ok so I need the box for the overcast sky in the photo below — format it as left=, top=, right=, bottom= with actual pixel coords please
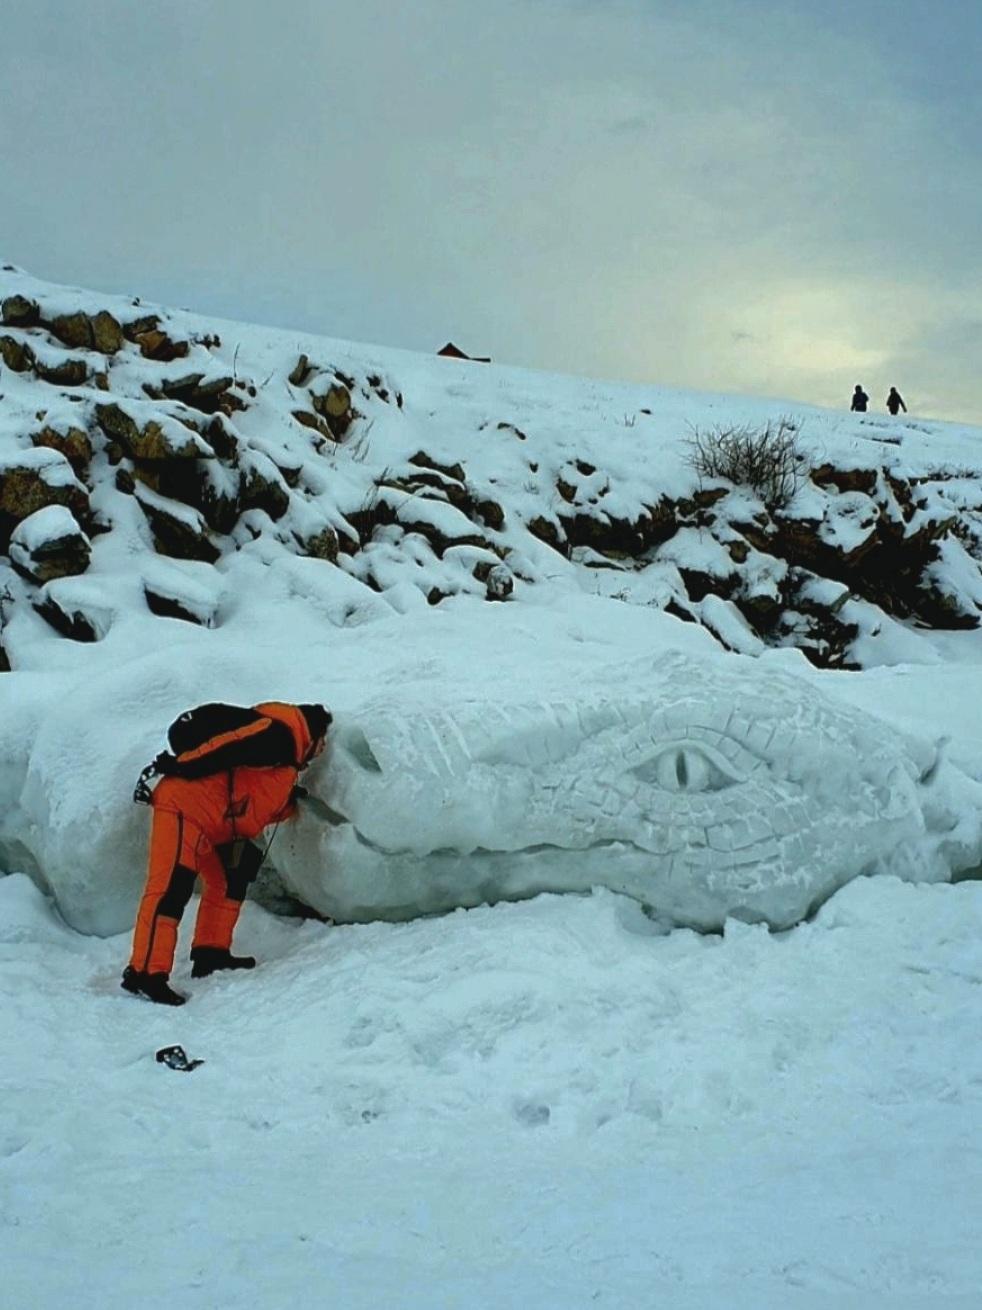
left=2, top=0, right=980, bottom=422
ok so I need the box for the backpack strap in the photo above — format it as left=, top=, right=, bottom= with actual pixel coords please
left=134, top=761, right=156, bottom=805
left=134, top=752, right=172, bottom=804
left=174, top=715, right=271, bottom=768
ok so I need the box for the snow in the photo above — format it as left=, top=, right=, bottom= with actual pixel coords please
left=4, top=268, right=982, bottom=1305
left=7, top=587, right=980, bottom=937
left=0, top=443, right=83, bottom=488
left=818, top=491, right=879, bottom=555
left=272, top=647, right=982, bottom=930
left=697, top=593, right=766, bottom=656
left=9, top=503, right=84, bottom=551
left=3, top=872, right=982, bottom=1308
left=140, top=556, right=222, bottom=626
left=655, top=525, right=738, bottom=577
left=132, top=480, right=211, bottom=531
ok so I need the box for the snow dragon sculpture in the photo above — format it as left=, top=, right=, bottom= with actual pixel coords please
left=4, top=649, right=980, bottom=935
left=279, top=652, right=982, bottom=930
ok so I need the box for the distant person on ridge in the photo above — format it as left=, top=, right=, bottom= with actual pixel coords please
left=850, top=385, right=869, bottom=412
left=886, top=387, right=907, bottom=416
left=123, top=701, right=331, bottom=1006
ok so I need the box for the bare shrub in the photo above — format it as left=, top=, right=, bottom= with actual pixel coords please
left=686, top=416, right=808, bottom=510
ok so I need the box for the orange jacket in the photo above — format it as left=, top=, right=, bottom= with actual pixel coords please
left=151, top=702, right=316, bottom=843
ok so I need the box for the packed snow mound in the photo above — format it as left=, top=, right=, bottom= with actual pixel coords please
left=279, top=650, right=982, bottom=929
left=7, top=627, right=980, bottom=936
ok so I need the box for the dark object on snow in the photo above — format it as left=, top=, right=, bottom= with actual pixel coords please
left=851, top=385, right=869, bottom=412
left=437, top=342, right=491, bottom=363
left=121, top=966, right=186, bottom=1006
left=155, top=1045, right=204, bottom=1072
left=886, top=387, right=907, bottom=416
left=190, top=946, right=257, bottom=978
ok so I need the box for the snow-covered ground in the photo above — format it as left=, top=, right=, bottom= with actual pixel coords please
left=3, top=270, right=982, bottom=1306
left=4, top=871, right=982, bottom=1308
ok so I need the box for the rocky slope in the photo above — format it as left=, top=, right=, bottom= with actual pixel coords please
left=2, top=264, right=981, bottom=673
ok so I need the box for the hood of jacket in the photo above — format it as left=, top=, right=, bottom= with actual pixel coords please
left=254, top=701, right=315, bottom=768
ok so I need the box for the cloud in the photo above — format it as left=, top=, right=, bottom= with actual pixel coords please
left=0, top=0, right=979, bottom=421
left=880, top=313, right=982, bottom=424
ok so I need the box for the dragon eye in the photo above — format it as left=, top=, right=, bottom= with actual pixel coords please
left=631, top=743, right=745, bottom=793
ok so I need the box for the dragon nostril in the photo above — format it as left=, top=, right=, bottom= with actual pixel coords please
left=343, top=729, right=382, bottom=774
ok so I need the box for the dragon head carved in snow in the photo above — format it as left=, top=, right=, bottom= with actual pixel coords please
left=278, top=652, right=982, bottom=930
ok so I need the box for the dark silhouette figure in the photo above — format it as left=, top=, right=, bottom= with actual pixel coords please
left=886, top=387, right=907, bottom=416
left=851, top=385, right=869, bottom=412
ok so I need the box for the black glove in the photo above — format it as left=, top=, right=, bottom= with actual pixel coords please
left=290, top=784, right=310, bottom=803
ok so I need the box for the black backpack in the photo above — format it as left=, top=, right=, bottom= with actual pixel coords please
left=134, top=702, right=293, bottom=803
left=167, top=703, right=262, bottom=756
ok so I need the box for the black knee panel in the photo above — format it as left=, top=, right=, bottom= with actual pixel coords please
left=224, top=865, right=253, bottom=902
left=221, top=841, right=263, bottom=902
left=157, top=864, right=196, bottom=919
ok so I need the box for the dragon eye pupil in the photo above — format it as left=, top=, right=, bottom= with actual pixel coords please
left=643, top=746, right=727, bottom=792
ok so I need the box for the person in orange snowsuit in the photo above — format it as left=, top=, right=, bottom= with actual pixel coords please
left=122, top=702, right=331, bottom=1006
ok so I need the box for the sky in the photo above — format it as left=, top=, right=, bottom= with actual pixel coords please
left=1, top=0, right=980, bottom=423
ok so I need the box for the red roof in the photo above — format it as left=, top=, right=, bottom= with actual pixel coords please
left=437, top=342, right=491, bottom=363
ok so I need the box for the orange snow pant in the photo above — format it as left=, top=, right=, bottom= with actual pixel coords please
left=128, top=809, right=248, bottom=976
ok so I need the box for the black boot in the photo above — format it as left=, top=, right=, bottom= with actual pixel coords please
left=121, top=966, right=187, bottom=1006
left=190, top=946, right=257, bottom=979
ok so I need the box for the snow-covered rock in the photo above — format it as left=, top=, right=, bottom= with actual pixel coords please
left=0, top=446, right=90, bottom=550
left=9, top=505, right=90, bottom=584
